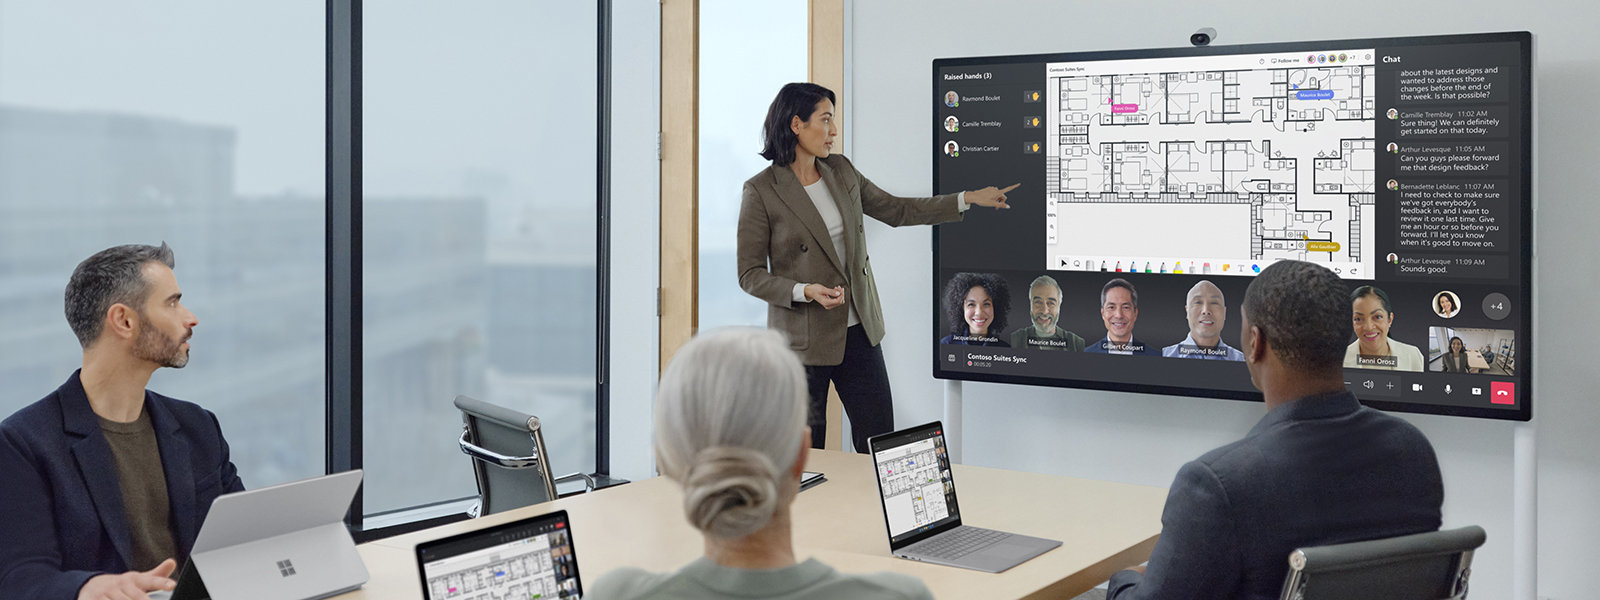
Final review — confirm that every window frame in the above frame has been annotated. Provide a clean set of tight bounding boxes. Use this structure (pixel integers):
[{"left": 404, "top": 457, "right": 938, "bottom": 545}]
[{"left": 326, "top": 0, "right": 614, "bottom": 539}]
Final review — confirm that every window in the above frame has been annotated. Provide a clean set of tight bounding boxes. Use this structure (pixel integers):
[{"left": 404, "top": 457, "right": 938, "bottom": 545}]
[
  {"left": 0, "top": 0, "right": 612, "bottom": 533},
  {"left": 362, "top": 0, "right": 601, "bottom": 514},
  {"left": 697, "top": 0, "right": 810, "bottom": 331},
  {"left": 0, "top": 1, "right": 326, "bottom": 487}
]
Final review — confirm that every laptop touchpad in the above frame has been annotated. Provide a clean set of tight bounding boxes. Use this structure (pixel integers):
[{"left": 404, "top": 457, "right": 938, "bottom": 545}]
[{"left": 992, "top": 542, "right": 1040, "bottom": 560}]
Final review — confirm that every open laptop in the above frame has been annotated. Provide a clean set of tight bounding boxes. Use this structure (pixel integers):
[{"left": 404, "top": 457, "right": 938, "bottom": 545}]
[
  {"left": 415, "top": 509, "right": 584, "bottom": 600},
  {"left": 868, "top": 421, "right": 1060, "bottom": 573},
  {"left": 151, "top": 469, "right": 368, "bottom": 600}
]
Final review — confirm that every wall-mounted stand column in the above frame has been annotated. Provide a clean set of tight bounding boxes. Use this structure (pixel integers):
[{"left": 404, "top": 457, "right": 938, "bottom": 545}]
[
  {"left": 944, "top": 379, "right": 963, "bottom": 464},
  {"left": 1513, "top": 421, "right": 1536, "bottom": 600}
]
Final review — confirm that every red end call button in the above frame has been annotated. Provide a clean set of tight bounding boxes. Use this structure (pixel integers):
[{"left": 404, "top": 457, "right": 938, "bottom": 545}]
[{"left": 1490, "top": 382, "right": 1515, "bottom": 405}]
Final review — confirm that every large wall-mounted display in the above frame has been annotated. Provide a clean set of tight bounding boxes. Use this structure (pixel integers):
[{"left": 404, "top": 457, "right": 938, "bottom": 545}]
[{"left": 933, "top": 31, "right": 1531, "bottom": 420}]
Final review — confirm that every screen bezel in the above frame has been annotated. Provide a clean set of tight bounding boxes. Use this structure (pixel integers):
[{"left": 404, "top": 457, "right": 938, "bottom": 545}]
[
  {"left": 868, "top": 420, "right": 964, "bottom": 550},
  {"left": 413, "top": 508, "right": 584, "bottom": 599},
  {"left": 931, "top": 31, "right": 1533, "bottom": 421}
]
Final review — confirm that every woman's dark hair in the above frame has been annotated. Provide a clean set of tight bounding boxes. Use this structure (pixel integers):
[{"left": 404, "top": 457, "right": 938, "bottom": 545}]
[
  {"left": 1436, "top": 292, "right": 1455, "bottom": 314},
  {"left": 942, "top": 272, "right": 1010, "bottom": 335},
  {"left": 1350, "top": 285, "right": 1393, "bottom": 313},
  {"left": 759, "top": 83, "right": 836, "bottom": 166}
]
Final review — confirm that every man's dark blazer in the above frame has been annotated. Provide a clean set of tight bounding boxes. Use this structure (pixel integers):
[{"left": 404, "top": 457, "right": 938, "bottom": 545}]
[
  {"left": 738, "top": 154, "right": 962, "bottom": 366},
  {"left": 0, "top": 370, "right": 245, "bottom": 599},
  {"left": 1108, "top": 391, "right": 1443, "bottom": 600}
]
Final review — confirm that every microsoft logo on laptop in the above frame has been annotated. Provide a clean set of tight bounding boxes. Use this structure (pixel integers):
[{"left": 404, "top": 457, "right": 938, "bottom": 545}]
[{"left": 277, "top": 559, "right": 297, "bottom": 577}]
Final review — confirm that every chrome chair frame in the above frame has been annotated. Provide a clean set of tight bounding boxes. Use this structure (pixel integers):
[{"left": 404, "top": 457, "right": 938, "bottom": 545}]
[
  {"left": 455, "top": 395, "right": 595, "bottom": 517},
  {"left": 1279, "top": 525, "right": 1486, "bottom": 600}
]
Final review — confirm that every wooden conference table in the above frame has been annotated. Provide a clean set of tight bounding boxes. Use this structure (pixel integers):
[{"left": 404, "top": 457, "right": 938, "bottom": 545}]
[
  {"left": 332, "top": 450, "right": 1169, "bottom": 600},
  {"left": 1465, "top": 350, "right": 1491, "bottom": 371}
]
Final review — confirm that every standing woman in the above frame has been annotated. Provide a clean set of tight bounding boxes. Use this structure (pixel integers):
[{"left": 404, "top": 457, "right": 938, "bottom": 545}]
[{"left": 738, "top": 82, "right": 1016, "bottom": 450}]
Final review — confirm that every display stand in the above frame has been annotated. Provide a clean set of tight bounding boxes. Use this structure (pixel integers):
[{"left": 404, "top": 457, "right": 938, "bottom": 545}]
[
  {"left": 1513, "top": 421, "right": 1536, "bottom": 600},
  {"left": 944, "top": 379, "right": 963, "bottom": 464}
]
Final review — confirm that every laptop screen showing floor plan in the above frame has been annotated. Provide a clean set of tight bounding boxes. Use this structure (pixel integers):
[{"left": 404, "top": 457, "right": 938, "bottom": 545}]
[
  {"left": 869, "top": 421, "right": 1062, "bottom": 573},
  {"left": 872, "top": 423, "right": 962, "bottom": 544},
  {"left": 416, "top": 509, "right": 583, "bottom": 600}
]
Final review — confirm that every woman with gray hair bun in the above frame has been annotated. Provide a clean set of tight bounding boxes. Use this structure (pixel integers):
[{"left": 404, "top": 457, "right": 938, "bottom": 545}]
[{"left": 588, "top": 328, "right": 933, "bottom": 600}]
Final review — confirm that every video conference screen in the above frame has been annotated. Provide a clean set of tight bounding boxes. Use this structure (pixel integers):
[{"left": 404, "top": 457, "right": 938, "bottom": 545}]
[{"left": 933, "top": 32, "right": 1531, "bottom": 420}]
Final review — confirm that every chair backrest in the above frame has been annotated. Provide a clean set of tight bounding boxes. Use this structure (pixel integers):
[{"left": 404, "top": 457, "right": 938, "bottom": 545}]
[
  {"left": 1279, "top": 526, "right": 1487, "bottom": 600},
  {"left": 454, "top": 394, "right": 558, "bottom": 516}
]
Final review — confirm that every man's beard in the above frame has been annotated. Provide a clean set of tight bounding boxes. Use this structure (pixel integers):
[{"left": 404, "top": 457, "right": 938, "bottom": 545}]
[
  {"left": 1032, "top": 313, "right": 1056, "bottom": 333},
  {"left": 133, "top": 318, "right": 190, "bottom": 368}
]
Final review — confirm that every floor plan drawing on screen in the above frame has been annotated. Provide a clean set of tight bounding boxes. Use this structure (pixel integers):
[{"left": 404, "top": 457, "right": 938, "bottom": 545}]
[
  {"left": 426, "top": 538, "right": 560, "bottom": 599},
  {"left": 876, "top": 442, "right": 948, "bottom": 535},
  {"left": 1044, "top": 51, "right": 1377, "bottom": 278}
]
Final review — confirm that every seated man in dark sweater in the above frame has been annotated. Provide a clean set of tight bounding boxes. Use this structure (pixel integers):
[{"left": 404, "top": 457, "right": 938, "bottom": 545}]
[
  {"left": 0, "top": 243, "right": 244, "bottom": 600},
  {"left": 1108, "top": 260, "right": 1444, "bottom": 600}
]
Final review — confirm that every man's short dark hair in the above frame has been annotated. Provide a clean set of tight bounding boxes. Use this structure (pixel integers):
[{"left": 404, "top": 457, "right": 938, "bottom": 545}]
[
  {"left": 1242, "top": 261, "right": 1347, "bottom": 373},
  {"left": 65, "top": 243, "right": 176, "bottom": 348},
  {"left": 759, "top": 83, "right": 836, "bottom": 167},
  {"left": 943, "top": 272, "right": 1011, "bottom": 335},
  {"left": 1100, "top": 278, "right": 1138, "bottom": 308}
]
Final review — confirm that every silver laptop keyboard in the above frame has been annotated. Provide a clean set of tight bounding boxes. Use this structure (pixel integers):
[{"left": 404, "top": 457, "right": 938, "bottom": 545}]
[{"left": 908, "top": 526, "right": 1008, "bottom": 560}]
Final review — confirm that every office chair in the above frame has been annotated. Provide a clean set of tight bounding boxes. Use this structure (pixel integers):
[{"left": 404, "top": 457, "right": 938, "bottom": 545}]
[
  {"left": 1279, "top": 525, "right": 1486, "bottom": 600},
  {"left": 455, "top": 394, "right": 596, "bottom": 517}
]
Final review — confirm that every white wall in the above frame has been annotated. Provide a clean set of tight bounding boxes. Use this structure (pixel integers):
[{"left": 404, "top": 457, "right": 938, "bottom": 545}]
[
  {"left": 607, "top": 0, "right": 661, "bottom": 483},
  {"left": 846, "top": 2, "right": 1599, "bottom": 599}
]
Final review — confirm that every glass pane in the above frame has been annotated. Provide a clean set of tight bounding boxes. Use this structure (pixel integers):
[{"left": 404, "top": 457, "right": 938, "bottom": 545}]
[
  {"left": 698, "top": 0, "right": 811, "bottom": 330},
  {"left": 0, "top": 2, "right": 327, "bottom": 487},
  {"left": 363, "top": 1, "right": 600, "bottom": 514}
]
